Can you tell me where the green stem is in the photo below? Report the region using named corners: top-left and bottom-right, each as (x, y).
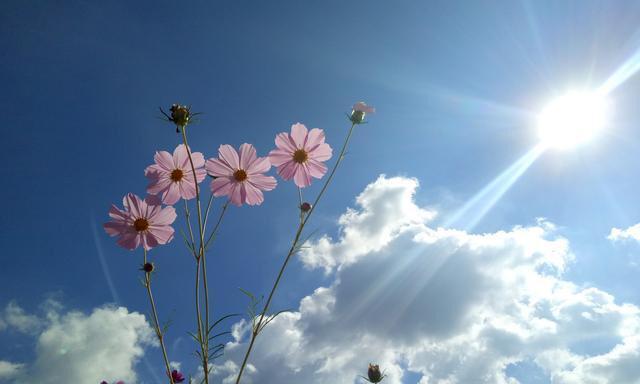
top-left (234, 122), bottom-right (358, 384)
top-left (143, 248), bottom-right (175, 384)
top-left (180, 126), bottom-right (210, 384)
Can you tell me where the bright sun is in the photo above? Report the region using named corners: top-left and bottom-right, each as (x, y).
top-left (537, 91), bottom-right (610, 150)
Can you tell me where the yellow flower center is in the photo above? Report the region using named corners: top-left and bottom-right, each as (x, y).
top-left (293, 149), bottom-right (308, 163)
top-left (233, 169), bottom-right (248, 182)
top-left (133, 218), bottom-right (149, 232)
top-left (170, 169), bottom-right (184, 182)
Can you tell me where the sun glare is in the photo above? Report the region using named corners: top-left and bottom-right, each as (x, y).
top-left (537, 91), bottom-right (610, 150)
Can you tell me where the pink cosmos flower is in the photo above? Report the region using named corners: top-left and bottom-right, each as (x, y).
top-left (205, 143), bottom-right (277, 206)
top-left (145, 144), bottom-right (207, 205)
top-left (104, 193), bottom-right (177, 250)
top-left (268, 123), bottom-right (332, 188)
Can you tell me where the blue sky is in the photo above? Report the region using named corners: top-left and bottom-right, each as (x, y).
top-left (2, 1), bottom-right (640, 383)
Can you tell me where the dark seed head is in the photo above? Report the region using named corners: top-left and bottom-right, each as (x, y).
top-left (300, 202), bottom-right (312, 212)
top-left (141, 263), bottom-right (154, 273)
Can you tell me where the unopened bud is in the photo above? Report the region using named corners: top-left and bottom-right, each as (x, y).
top-left (367, 364), bottom-right (384, 383)
top-left (350, 101), bottom-right (375, 124)
top-left (141, 263), bottom-right (154, 273)
top-left (300, 202), bottom-right (312, 212)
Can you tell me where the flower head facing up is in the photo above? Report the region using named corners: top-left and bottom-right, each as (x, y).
top-left (350, 101), bottom-right (375, 124)
top-left (366, 364), bottom-right (384, 383)
top-left (269, 123), bottom-right (333, 188)
top-left (145, 144), bottom-right (207, 205)
top-left (206, 143), bottom-right (277, 206)
top-left (171, 370), bottom-right (185, 383)
top-left (104, 193), bottom-right (177, 250)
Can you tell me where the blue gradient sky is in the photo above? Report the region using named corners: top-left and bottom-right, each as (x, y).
top-left (2, 1), bottom-right (640, 383)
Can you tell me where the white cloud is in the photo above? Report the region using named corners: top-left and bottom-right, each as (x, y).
top-left (0, 302), bottom-right (155, 384)
top-left (1, 302), bottom-right (42, 335)
top-left (213, 175), bottom-right (640, 384)
top-left (608, 223), bottom-right (640, 243)
top-left (0, 361), bottom-right (23, 381)
top-left (25, 305), bottom-right (154, 384)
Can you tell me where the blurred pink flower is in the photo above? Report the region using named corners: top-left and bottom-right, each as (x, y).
top-left (145, 144), bottom-right (207, 205)
top-left (205, 143), bottom-right (277, 206)
top-left (104, 193), bottom-right (176, 250)
top-left (268, 123), bottom-right (332, 188)
top-left (171, 370), bottom-right (185, 383)
top-left (353, 101), bottom-right (375, 113)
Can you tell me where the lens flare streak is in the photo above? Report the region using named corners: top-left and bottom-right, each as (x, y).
top-left (444, 144), bottom-right (546, 231)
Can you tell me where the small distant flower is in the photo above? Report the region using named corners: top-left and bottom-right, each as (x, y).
top-left (300, 202), bottom-right (312, 212)
top-left (350, 101), bottom-right (375, 124)
top-left (363, 363), bottom-right (384, 383)
top-left (171, 370), bottom-right (185, 383)
top-left (269, 123), bottom-right (333, 188)
top-left (145, 144), bottom-right (207, 205)
top-left (206, 143), bottom-right (277, 206)
top-left (104, 193), bottom-right (177, 250)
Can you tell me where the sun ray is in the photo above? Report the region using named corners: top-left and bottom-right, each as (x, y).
top-left (598, 44), bottom-right (640, 95)
top-left (443, 144), bottom-right (546, 231)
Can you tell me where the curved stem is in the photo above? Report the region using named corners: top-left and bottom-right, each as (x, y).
top-left (204, 200), bottom-right (230, 251)
top-left (180, 126), bottom-right (210, 383)
top-left (234, 122), bottom-right (358, 384)
top-left (143, 249), bottom-right (175, 384)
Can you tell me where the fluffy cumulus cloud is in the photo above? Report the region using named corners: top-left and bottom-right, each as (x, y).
top-left (213, 175), bottom-right (640, 384)
top-left (0, 302), bottom-right (154, 384)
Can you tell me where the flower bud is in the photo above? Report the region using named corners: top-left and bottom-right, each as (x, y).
top-left (350, 101), bottom-right (375, 124)
top-left (170, 104), bottom-right (191, 127)
top-left (141, 263), bottom-right (154, 273)
top-left (367, 364), bottom-right (384, 383)
top-left (300, 202), bottom-right (312, 212)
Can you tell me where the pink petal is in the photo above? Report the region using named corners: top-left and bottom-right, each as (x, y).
top-left (229, 182), bottom-right (244, 206)
top-left (206, 158), bottom-right (234, 177)
top-left (148, 225), bottom-right (175, 245)
top-left (117, 232), bottom-right (140, 250)
top-left (173, 144), bottom-right (189, 168)
top-left (269, 149), bottom-right (294, 167)
top-left (123, 193), bottom-right (143, 218)
top-left (179, 178), bottom-right (197, 200)
top-left (152, 206), bottom-right (177, 226)
top-left (293, 165), bottom-right (312, 188)
top-left (276, 160), bottom-right (297, 180)
top-left (211, 177), bottom-right (234, 197)
top-left (190, 151), bottom-right (206, 169)
top-left (142, 232), bottom-right (158, 250)
top-left (306, 159), bottom-right (328, 178)
top-left (145, 194), bottom-right (163, 207)
top-left (108, 205), bottom-right (129, 223)
top-left (248, 174), bottom-right (277, 191)
top-left (243, 183), bottom-right (264, 205)
top-left (308, 142), bottom-right (332, 162)
top-left (290, 123), bottom-right (308, 148)
top-left (103, 221), bottom-right (129, 236)
top-left (247, 156), bottom-right (270, 175)
top-left (162, 183), bottom-right (181, 205)
top-left (353, 102), bottom-right (375, 113)
top-left (239, 143), bottom-right (257, 170)
top-left (304, 128), bottom-right (325, 151)
top-left (218, 144), bottom-right (240, 170)
top-left (147, 176), bottom-right (172, 195)
top-left (274, 132), bottom-right (297, 153)
top-left (154, 151), bottom-right (175, 171)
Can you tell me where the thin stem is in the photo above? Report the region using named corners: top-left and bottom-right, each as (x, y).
top-left (180, 126), bottom-right (210, 384)
top-left (204, 200), bottom-right (230, 251)
top-left (183, 199), bottom-right (198, 259)
top-left (143, 248), bottom-right (175, 384)
top-left (202, 193), bottom-right (215, 234)
top-left (234, 122), bottom-right (358, 384)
